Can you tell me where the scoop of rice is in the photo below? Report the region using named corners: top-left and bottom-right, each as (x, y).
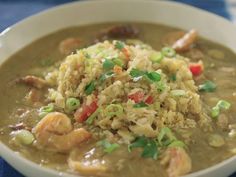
top-left (46, 40), bottom-right (208, 143)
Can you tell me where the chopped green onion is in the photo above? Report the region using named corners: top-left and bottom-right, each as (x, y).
top-left (112, 58), bottom-right (124, 67)
top-left (211, 100), bottom-right (231, 118)
top-left (97, 140), bottom-right (119, 153)
top-left (103, 59), bottom-right (115, 70)
top-left (40, 104), bottom-right (54, 113)
top-left (130, 69), bottom-right (162, 83)
top-left (145, 72), bottom-right (161, 82)
top-left (217, 100), bottom-right (231, 110)
top-left (158, 127), bottom-right (177, 146)
top-left (170, 89), bottom-right (186, 97)
top-left (162, 47), bottom-right (176, 57)
top-left (104, 104), bottom-right (124, 117)
top-left (99, 71), bottom-right (114, 83)
top-left (13, 130), bottom-right (35, 145)
top-left (86, 108), bottom-right (100, 125)
top-left (157, 127), bottom-right (176, 144)
top-left (85, 81), bottom-right (95, 95)
top-left (39, 104), bottom-right (54, 118)
top-left (130, 68), bottom-right (145, 78)
top-left (133, 101), bottom-right (148, 108)
top-left (150, 51), bottom-right (163, 63)
top-left (211, 106), bottom-right (220, 118)
top-left (66, 98), bottom-right (80, 112)
top-left (199, 81), bottom-right (217, 92)
top-left (170, 74), bottom-right (176, 81)
top-left (115, 41), bottom-right (124, 50)
top-left (168, 140), bottom-right (186, 148)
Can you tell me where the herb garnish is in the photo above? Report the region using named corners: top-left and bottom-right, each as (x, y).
top-left (133, 101), bottom-right (148, 108)
top-left (85, 81), bottom-right (95, 95)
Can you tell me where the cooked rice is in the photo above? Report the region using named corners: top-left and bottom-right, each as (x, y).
top-left (45, 40), bottom-right (208, 143)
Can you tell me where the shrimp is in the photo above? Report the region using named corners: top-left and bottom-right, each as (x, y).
top-left (19, 75), bottom-right (48, 89)
top-left (33, 112), bottom-right (91, 152)
top-left (68, 159), bottom-right (107, 176)
top-left (161, 147), bottom-right (192, 177)
top-left (68, 148), bottom-right (108, 176)
top-left (172, 29), bottom-right (197, 52)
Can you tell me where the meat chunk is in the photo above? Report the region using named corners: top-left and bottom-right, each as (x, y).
top-left (18, 76), bottom-right (48, 89)
top-left (161, 148), bottom-right (192, 177)
top-left (172, 29), bottom-right (198, 52)
top-left (97, 25), bottom-right (139, 41)
top-left (25, 88), bottom-right (42, 103)
top-left (9, 122), bottom-right (31, 131)
top-left (59, 37), bottom-right (82, 55)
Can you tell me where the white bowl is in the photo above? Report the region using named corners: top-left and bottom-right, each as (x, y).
top-left (0, 0), bottom-right (236, 177)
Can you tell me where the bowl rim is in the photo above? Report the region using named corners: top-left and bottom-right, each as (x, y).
top-left (0, 0), bottom-right (235, 177)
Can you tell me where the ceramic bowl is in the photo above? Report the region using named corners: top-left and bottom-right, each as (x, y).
top-left (0, 1), bottom-right (236, 177)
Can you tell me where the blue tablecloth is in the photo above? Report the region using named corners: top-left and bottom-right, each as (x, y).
top-left (0, 0), bottom-right (235, 177)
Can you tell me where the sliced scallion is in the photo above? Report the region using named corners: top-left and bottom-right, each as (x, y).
top-left (168, 140), bottom-right (186, 148)
top-left (211, 106), bottom-right (220, 118)
top-left (145, 72), bottom-right (161, 82)
top-left (39, 104), bottom-right (54, 118)
top-left (130, 68), bottom-right (145, 78)
top-left (13, 130), bottom-right (35, 145)
top-left (66, 98), bottom-right (80, 112)
top-left (158, 127), bottom-right (176, 145)
top-left (199, 81), bottom-right (216, 92)
top-left (104, 104), bottom-right (124, 117)
top-left (162, 47), bottom-right (176, 57)
top-left (211, 100), bottom-right (231, 118)
top-left (217, 100), bottom-right (231, 110)
top-left (150, 51), bottom-right (163, 63)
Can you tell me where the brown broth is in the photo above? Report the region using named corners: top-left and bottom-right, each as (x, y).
top-left (0, 23), bottom-right (236, 177)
